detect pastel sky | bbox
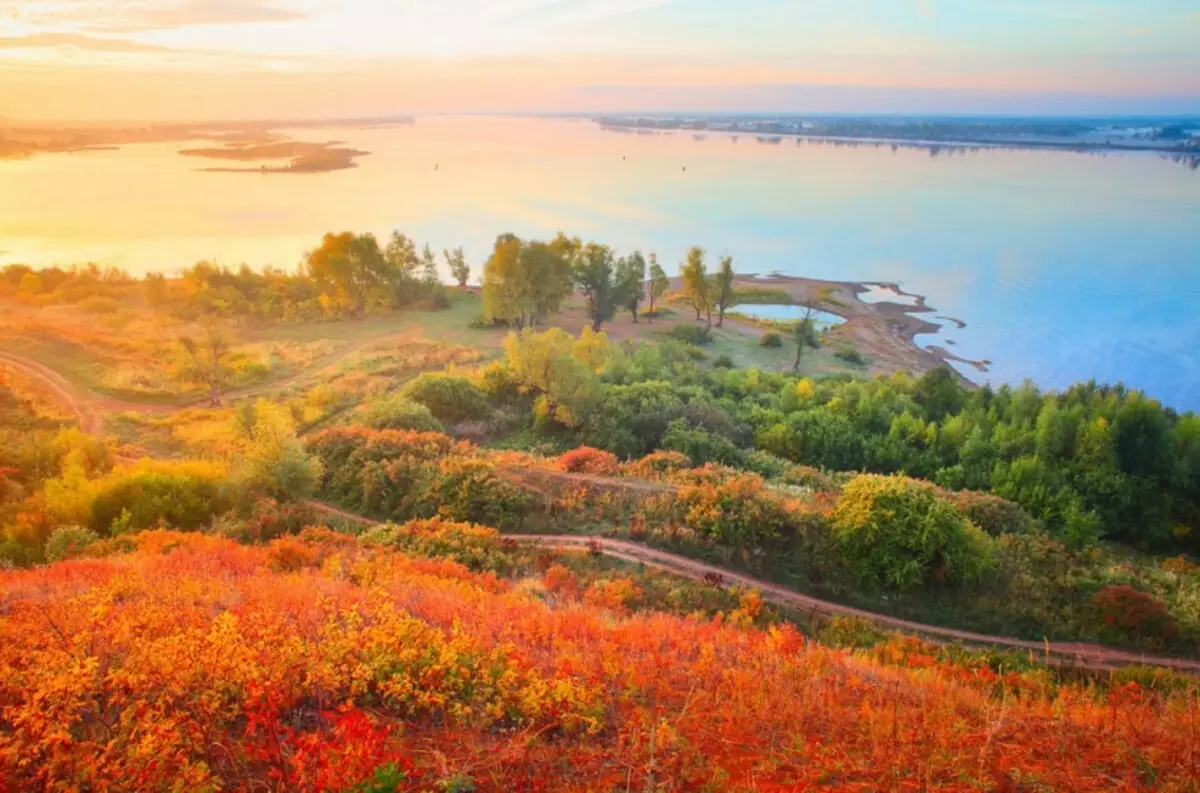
[1,0,1198,121]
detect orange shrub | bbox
[557,446,620,476]
[0,535,1197,791]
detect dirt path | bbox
[0,351,106,434]
[303,500,1200,673]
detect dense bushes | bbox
[89,461,230,535]
[667,323,712,345]
[758,330,784,348]
[363,518,514,572]
[361,395,446,433]
[832,474,993,591]
[1089,585,1178,644]
[666,474,796,548]
[308,427,531,531]
[399,373,491,425]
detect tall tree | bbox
[444,247,470,287]
[306,232,393,317]
[482,234,572,330]
[176,318,235,407]
[647,254,669,324]
[615,251,647,322]
[421,244,440,288]
[572,243,620,331]
[713,255,736,328]
[792,288,838,371]
[680,246,710,325]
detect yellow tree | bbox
[680,246,710,325]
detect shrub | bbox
[265,536,322,572]
[713,354,735,369]
[432,457,531,531]
[779,465,841,493]
[1089,585,1177,644]
[662,419,746,468]
[832,474,993,591]
[672,474,793,547]
[583,578,642,615]
[816,616,886,649]
[758,331,784,348]
[558,446,620,476]
[667,324,712,346]
[44,525,100,562]
[623,450,692,481]
[363,518,513,572]
[833,346,866,366]
[744,449,790,479]
[399,373,491,425]
[948,490,1039,537]
[89,461,230,535]
[362,395,445,433]
[239,401,323,502]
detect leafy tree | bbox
[482,234,572,330]
[646,254,669,323]
[792,316,819,371]
[615,251,647,322]
[713,255,735,327]
[504,328,603,429]
[680,247,710,325]
[176,318,235,407]
[572,243,621,331]
[306,232,395,317]
[240,400,324,502]
[362,395,445,433]
[444,247,470,287]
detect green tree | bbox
[421,244,440,288]
[615,252,647,322]
[306,231,394,317]
[240,400,323,501]
[482,234,572,330]
[646,255,669,324]
[503,328,602,429]
[792,316,819,371]
[680,246,710,324]
[713,255,735,327]
[444,247,470,287]
[572,243,621,331]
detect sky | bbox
[1,0,1198,121]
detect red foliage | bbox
[557,446,620,476]
[1090,585,1178,643]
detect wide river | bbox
[2,116,1198,409]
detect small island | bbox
[179,140,370,173]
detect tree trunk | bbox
[209,383,222,408]
[717,305,725,328]
[793,346,803,371]
[354,289,366,319]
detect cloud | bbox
[5,1,308,34]
[106,0,308,31]
[0,32,174,52]
[915,0,935,19]
[497,0,678,27]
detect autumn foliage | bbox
[2,531,1198,791]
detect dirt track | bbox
[304,500,1200,673]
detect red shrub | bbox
[557,446,620,476]
[1090,585,1177,643]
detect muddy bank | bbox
[182,141,369,173]
[727,274,989,382]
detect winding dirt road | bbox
[304,500,1200,673]
[7,348,1197,673]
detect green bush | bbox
[399,373,491,425]
[361,395,445,433]
[713,354,735,369]
[948,490,1040,537]
[363,518,514,572]
[834,346,866,366]
[89,461,230,535]
[431,457,532,531]
[44,525,100,561]
[758,330,784,348]
[662,419,746,468]
[667,323,713,346]
[832,474,993,591]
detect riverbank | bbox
[725,274,989,381]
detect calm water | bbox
[2,116,1198,409]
